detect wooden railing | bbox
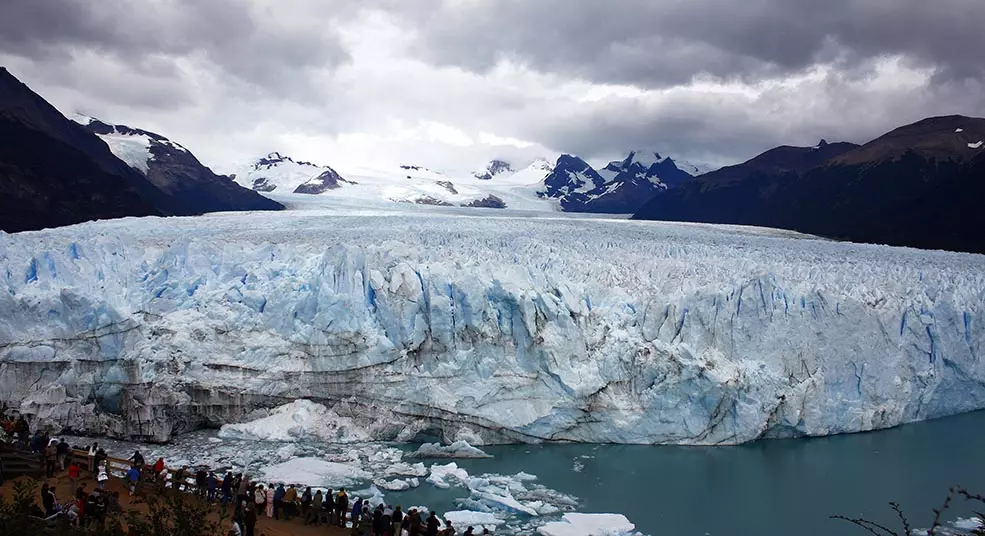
[0,442,44,478]
[69,449,202,493]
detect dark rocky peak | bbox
[293,166,353,195]
[474,159,514,180]
[254,152,321,170]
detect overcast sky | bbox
[2,0,983,172]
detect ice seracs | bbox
[217,400,371,443]
[1,205,984,446]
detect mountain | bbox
[474,159,515,180]
[0,67,166,232]
[293,168,355,194]
[231,152,349,194]
[633,115,985,253]
[540,150,695,213]
[74,116,282,214]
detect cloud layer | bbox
[1,0,982,171]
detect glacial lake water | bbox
[392,411,985,536]
[76,410,985,536]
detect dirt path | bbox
[1,471,350,536]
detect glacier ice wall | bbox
[0,209,983,444]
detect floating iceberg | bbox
[384,462,429,477]
[538,514,636,536]
[1,207,984,444]
[427,462,470,489]
[444,510,506,529]
[260,457,372,488]
[407,441,493,459]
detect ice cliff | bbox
[0,207,983,444]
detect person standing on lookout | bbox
[426,511,441,536]
[335,487,349,527]
[56,438,70,470]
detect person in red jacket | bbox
[153,457,165,474]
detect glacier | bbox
[1,200,984,444]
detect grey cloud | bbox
[399,0,985,87]
[0,0,350,102]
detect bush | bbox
[0,479,227,536]
[833,487,985,536]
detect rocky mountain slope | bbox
[0,67,165,232]
[633,116,985,253]
[75,116,283,214]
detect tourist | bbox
[127,464,141,496]
[85,489,100,527]
[307,488,322,525]
[383,505,394,536]
[236,473,249,504]
[197,467,209,498]
[393,505,404,536]
[93,447,107,478]
[106,491,123,514]
[56,437,70,470]
[265,483,274,518]
[336,487,350,527]
[244,504,258,536]
[44,440,57,477]
[129,450,145,471]
[75,482,88,524]
[300,486,312,522]
[207,472,219,502]
[255,484,267,517]
[272,483,285,519]
[68,459,81,481]
[158,465,170,492]
[283,484,298,519]
[229,519,244,536]
[221,472,233,504]
[97,462,109,489]
[41,482,55,517]
[440,520,455,536]
[426,511,441,536]
[463,526,474,536]
[29,430,43,453]
[374,504,385,536]
[153,456,165,475]
[87,442,99,474]
[362,506,374,535]
[352,497,364,527]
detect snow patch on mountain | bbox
[97,131,153,173]
[969,141,983,149]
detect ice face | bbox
[1,206,984,445]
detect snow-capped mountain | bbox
[294,168,356,194]
[473,159,515,180]
[599,150,694,189]
[539,150,695,213]
[71,114,282,215]
[231,152,348,194]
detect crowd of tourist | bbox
[2,413,489,536]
